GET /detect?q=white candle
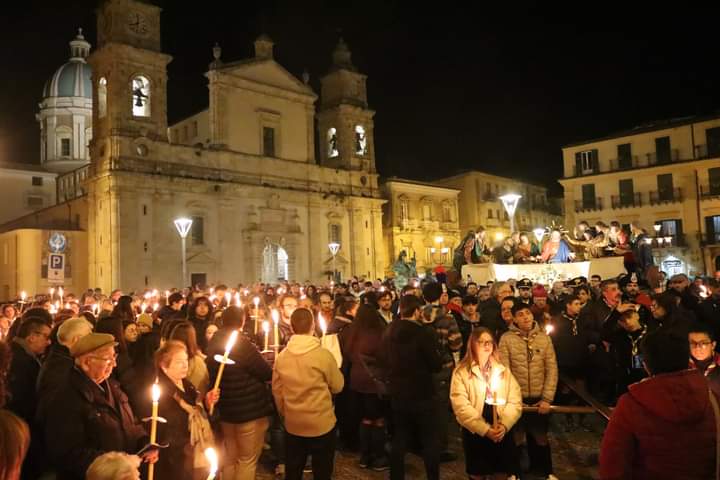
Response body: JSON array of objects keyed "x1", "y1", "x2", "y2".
[
  {"x1": 272, "y1": 309, "x2": 279, "y2": 351},
  {"x1": 148, "y1": 381, "x2": 161, "y2": 480},
  {"x1": 205, "y1": 447, "x2": 218, "y2": 480},
  {"x1": 263, "y1": 321, "x2": 270, "y2": 351},
  {"x1": 58, "y1": 287, "x2": 64, "y2": 305},
  {"x1": 209, "y1": 329, "x2": 239, "y2": 415},
  {"x1": 224, "y1": 292, "x2": 231, "y2": 307},
  {"x1": 253, "y1": 296, "x2": 260, "y2": 335}
]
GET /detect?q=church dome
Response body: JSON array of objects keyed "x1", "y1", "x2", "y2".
[{"x1": 42, "y1": 29, "x2": 92, "y2": 99}]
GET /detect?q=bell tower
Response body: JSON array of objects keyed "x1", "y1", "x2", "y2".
[
  {"x1": 317, "y1": 38, "x2": 376, "y2": 172},
  {"x1": 88, "y1": 0, "x2": 172, "y2": 152}
]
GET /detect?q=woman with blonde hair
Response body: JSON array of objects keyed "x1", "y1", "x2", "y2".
[
  {"x1": 450, "y1": 327, "x2": 522, "y2": 480},
  {"x1": 0, "y1": 409, "x2": 30, "y2": 480}
]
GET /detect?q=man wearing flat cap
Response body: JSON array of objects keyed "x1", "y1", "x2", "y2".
[{"x1": 45, "y1": 333, "x2": 157, "y2": 480}]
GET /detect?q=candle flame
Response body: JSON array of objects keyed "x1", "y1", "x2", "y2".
[
  {"x1": 151, "y1": 382, "x2": 161, "y2": 402},
  {"x1": 234, "y1": 292, "x2": 241, "y2": 306},
  {"x1": 318, "y1": 313, "x2": 327, "y2": 334},
  {"x1": 20, "y1": 291, "x2": 26, "y2": 300},
  {"x1": 253, "y1": 296, "x2": 260, "y2": 307},
  {"x1": 263, "y1": 321, "x2": 269, "y2": 333},
  {"x1": 153, "y1": 302, "x2": 159, "y2": 311},
  {"x1": 225, "y1": 329, "x2": 239, "y2": 353},
  {"x1": 545, "y1": 324, "x2": 555, "y2": 335},
  {"x1": 152, "y1": 289, "x2": 158, "y2": 297},
  {"x1": 271, "y1": 309, "x2": 279, "y2": 324},
  {"x1": 50, "y1": 287, "x2": 55, "y2": 295},
  {"x1": 140, "y1": 303, "x2": 147, "y2": 313},
  {"x1": 224, "y1": 292, "x2": 231, "y2": 304},
  {"x1": 144, "y1": 292, "x2": 151, "y2": 300},
  {"x1": 205, "y1": 447, "x2": 218, "y2": 475},
  {"x1": 489, "y1": 367, "x2": 502, "y2": 393},
  {"x1": 165, "y1": 290, "x2": 170, "y2": 298},
  {"x1": 58, "y1": 287, "x2": 64, "y2": 296}
]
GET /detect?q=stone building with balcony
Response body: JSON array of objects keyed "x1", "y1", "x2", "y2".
[
  {"x1": 381, "y1": 178, "x2": 461, "y2": 275},
  {"x1": 434, "y1": 171, "x2": 563, "y2": 243},
  {"x1": 559, "y1": 114, "x2": 720, "y2": 276}
]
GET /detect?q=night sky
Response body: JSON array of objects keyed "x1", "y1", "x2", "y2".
[{"x1": 2, "y1": 1, "x2": 720, "y2": 195}]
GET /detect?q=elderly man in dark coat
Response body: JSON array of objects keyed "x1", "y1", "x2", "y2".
[{"x1": 45, "y1": 333, "x2": 157, "y2": 480}]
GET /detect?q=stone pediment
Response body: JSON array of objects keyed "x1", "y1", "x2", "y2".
[
  {"x1": 323, "y1": 253, "x2": 349, "y2": 266},
  {"x1": 187, "y1": 250, "x2": 217, "y2": 264},
  {"x1": 223, "y1": 60, "x2": 315, "y2": 97}
]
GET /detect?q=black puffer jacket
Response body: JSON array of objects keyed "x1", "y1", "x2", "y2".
[
  {"x1": 36, "y1": 342, "x2": 74, "y2": 423},
  {"x1": 206, "y1": 327, "x2": 274, "y2": 424}
]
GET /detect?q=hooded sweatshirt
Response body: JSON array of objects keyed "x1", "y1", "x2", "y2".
[
  {"x1": 272, "y1": 334, "x2": 344, "y2": 437},
  {"x1": 599, "y1": 369, "x2": 717, "y2": 480}
]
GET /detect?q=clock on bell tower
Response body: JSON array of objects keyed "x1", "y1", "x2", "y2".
[{"x1": 89, "y1": 0, "x2": 172, "y2": 151}]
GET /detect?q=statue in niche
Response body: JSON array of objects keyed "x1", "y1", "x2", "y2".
[
  {"x1": 453, "y1": 227, "x2": 491, "y2": 272},
  {"x1": 355, "y1": 126, "x2": 367, "y2": 155},
  {"x1": 133, "y1": 78, "x2": 148, "y2": 107},
  {"x1": 392, "y1": 250, "x2": 417, "y2": 289},
  {"x1": 328, "y1": 133, "x2": 338, "y2": 158}
]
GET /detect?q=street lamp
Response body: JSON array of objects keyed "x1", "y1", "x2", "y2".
[
  {"x1": 499, "y1": 193, "x2": 522, "y2": 234},
  {"x1": 174, "y1": 217, "x2": 193, "y2": 287},
  {"x1": 328, "y1": 242, "x2": 340, "y2": 283}
]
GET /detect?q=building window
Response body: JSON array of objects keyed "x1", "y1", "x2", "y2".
[
  {"x1": 327, "y1": 128, "x2": 339, "y2": 158},
  {"x1": 60, "y1": 138, "x2": 71, "y2": 157},
  {"x1": 98, "y1": 77, "x2": 107, "y2": 118},
  {"x1": 442, "y1": 202, "x2": 452, "y2": 222},
  {"x1": 619, "y1": 178, "x2": 634, "y2": 205},
  {"x1": 581, "y1": 184, "x2": 596, "y2": 209},
  {"x1": 707, "y1": 127, "x2": 720, "y2": 158},
  {"x1": 191, "y1": 216, "x2": 204, "y2": 246},
  {"x1": 182, "y1": 125, "x2": 188, "y2": 141},
  {"x1": 617, "y1": 143, "x2": 632, "y2": 169},
  {"x1": 131, "y1": 75, "x2": 151, "y2": 117},
  {"x1": 400, "y1": 197, "x2": 409, "y2": 222},
  {"x1": 655, "y1": 136, "x2": 671, "y2": 165},
  {"x1": 706, "y1": 215, "x2": 720, "y2": 244},
  {"x1": 192, "y1": 121, "x2": 198, "y2": 138},
  {"x1": 657, "y1": 173, "x2": 674, "y2": 201},
  {"x1": 575, "y1": 149, "x2": 598, "y2": 174},
  {"x1": 422, "y1": 203, "x2": 431, "y2": 221},
  {"x1": 487, "y1": 209, "x2": 493, "y2": 219},
  {"x1": 329, "y1": 223, "x2": 341, "y2": 244},
  {"x1": 263, "y1": 127, "x2": 275, "y2": 157},
  {"x1": 655, "y1": 219, "x2": 683, "y2": 242},
  {"x1": 31, "y1": 176, "x2": 43, "y2": 186}
]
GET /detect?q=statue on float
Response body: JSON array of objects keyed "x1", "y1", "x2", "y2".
[
  {"x1": 540, "y1": 224, "x2": 575, "y2": 263},
  {"x1": 392, "y1": 250, "x2": 417, "y2": 289},
  {"x1": 453, "y1": 226, "x2": 491, "y2": 272}
]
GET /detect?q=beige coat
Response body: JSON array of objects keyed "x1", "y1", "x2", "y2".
[
  {"x1": 498, "y1": 323, "x2": 558, "y2": 403},
  {"x1": 272, "y1": 334, "x2": 344, "y2": 437},
  {"x1": 450, "y1": 360, "x2": 522, "y2": 437}
]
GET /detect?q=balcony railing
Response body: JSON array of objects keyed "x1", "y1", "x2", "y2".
[
  {"x1": 704, "y1": 232, "x2": 720, "y2": 245},
  {"x1": 609, "y1": 155, "x2": 640, "y2": 171},
  {"x1": 649, "y1": 234, "x2": 687, "y2": 248},
  {"x1": 575, "y1": 197, "x2": 603, "y2": 213},
  {"x1": 56, "y1": 164, "x2": 90, "y2": 202},
  {"x1": 611, "y1": 192, "x2": 642, "y2": 209},
  {"x1": 700, "y1": 184, "x2": 720, "y2": 200},
  {"x1": 695, "y1": 144, "x2": 720, "y2": 160},
  {"x1": 649, "y1": 188, "x2": 682, "y2": 205},
  {"x1": 570, "y1": 149, "x2": 683, "y2": 178}
]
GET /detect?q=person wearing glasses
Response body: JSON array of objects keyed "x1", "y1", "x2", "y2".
[
  {"x1": 688, "y1": 322, "x2": 720, "y2": 396},
  {"x1": 46, "y1": 333, "x2": 157, "y2": 480},
  {"x1": 277, "y1": 294, "x2": 299, "y2": 348}
]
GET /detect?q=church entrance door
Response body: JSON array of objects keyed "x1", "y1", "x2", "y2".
[{"x1": 262, "y1": 244, "x2": 289, "y2": 283}]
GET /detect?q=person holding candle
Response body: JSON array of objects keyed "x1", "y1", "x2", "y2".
[
  {"x1": 45, "y1": 333, "x2": 157, "y2": 480},
  {"x1": 272, "y1": 308, "x2": 344, "y2": 480},
  {"x1": 149, "y1": 340, "x2": 218, "y2": 480},
  {"x1": 451, "y1": 327, "x2": 522, "y2": 479},
  {"x1": 205, "y1": 306, "x2": 273, "y2": 480},
  {"x1": 187, "y1": 296, "x2": 215, "y2": 353}
]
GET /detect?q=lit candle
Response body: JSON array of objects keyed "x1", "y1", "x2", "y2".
[
  {"x1": 253, "y1": 296, "x2": 260, "y2": 335},
  {"x1": 487, "y1": 366, "x2": 504, "y2": 429},
  {"x1": 209, "y1": 287, "x2": 215, "y2": 296},
  {"x1": 148, "y1": 381, "x2": 161, "y2": 480},
  {"x1": 152, "y1": 289, "x2": 158, "y2": 298},
  {"x1": 153, "y1": 302, "x2": 159, "y2": 312},
  {"x1": 234, "y1": 292, "x2": 241, "y2": 307},
  {"x1": 545, "y1": 324, "x2": 555, "y2": 335},
  {"x1": 272, "y1": 309, "x2": 279, "y2": 352},
  {"x1": 205, "y1": 447, "x2": 218, "y2": 480},
  {"x1": 19, "y1": 291, "x2": 27, "y2": 313},
  {"x1": 58, "y1": 287, "x2": 64, "y2": 305},
  {"x1": 224, "y1": 292, "x2": 231, "y2": 308},
  {"x1": 144, "y1": 291, "x2": 151, "y2": 301},
  {"x1": 49, "y1": 287, "x2": 55, "y2": 299},
  {"x1": 209, "y1": 329, "x2": 239, "y2": 415},
  {"x1": 318, "y1": 312, "x2": 327, "y2": 338},
  {"x1": 263, "y1": 321, "x2": 270, "y2": 351},
  {"x1": 92, "y1": 303, "x2": 99, "y2": 316}
]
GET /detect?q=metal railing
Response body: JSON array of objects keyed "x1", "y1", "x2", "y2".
[
  {"x1": 649, "y1": 188, "x2": 682, "y2": 205},
  {"x1": 575, "y1": 197, "x2": 603, "y2": 213},
  {"x1": 56, "y1": 164, "x2": 90, "y2": 202},
  {"x1": 609, "y1": 155, "x2": 640, "y2": 171},
  {"x1": 611, "y1": 192, "x2": 642, "y2": 209},
  {"x1": 700, "y1": 184, "x2": 720, "y2": 199}
]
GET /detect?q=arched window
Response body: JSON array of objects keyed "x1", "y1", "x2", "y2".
[
  {"x1": 422, "y1": 203, "x2": 431, "y2": 221},
  {"x1": 56, "y1": 126, "x2": 72, "y2": 158},
  {"x1": 355, "y1": 125, "x2": 367, "y2": 155},
  {"x1": 327, "y1": 128, "x2": 339, "y2": 158},
  {"x1": 98, "y1": 77, "x2": 107, "y2": 118},
  {"x1": 131, "y1": 75, "x2": 151, "y2": 117}
]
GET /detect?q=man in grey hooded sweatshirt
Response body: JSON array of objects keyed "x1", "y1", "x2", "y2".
[{"x1": 272, "y1": 307, "x2": 344, "y2": 480}]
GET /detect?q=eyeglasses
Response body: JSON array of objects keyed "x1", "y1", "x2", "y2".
[
  {"x1": 690, "y1": 341, "x2": 713, "y2": 349},
  {"x1": 89, "y1": 353, "x2": 118, "y2": 365}
]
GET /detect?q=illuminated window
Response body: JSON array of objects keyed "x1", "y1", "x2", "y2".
[
  {"x1": 131, "y1": 75, "x2": 151, "y2": 117},
  {"x1": 98, "y1": 78, "x2": 107, "y2": 118},
  {"x1": 400, "y1": 197, "x2": 410, "y2": 222},
  {"x1": 191, "y1": 216, "x2": 204, "y2": 245},
  {"x1": 355, "y1": 125, "x2": 367, "y2": 155}
]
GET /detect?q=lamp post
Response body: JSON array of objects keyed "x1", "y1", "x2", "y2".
[
  {"x1": 328, "y1": 242, "x2": 340, "y2": 283},
  {"x1": 174, "y1": 217, "x2": 193, "y2": 287},
  {"x1": 499, "y1": 193, "x2": 522, "y2": 235}
]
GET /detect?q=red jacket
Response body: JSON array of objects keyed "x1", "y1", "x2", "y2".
[{"x1": 600, "y1": 369, "x2": 717, "y2": 480}]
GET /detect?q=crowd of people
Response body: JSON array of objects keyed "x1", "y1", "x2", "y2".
[{"x1": 0, "y1": 261, "x2": 719, "y2": 480}]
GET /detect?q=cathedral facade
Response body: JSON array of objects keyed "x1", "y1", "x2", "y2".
[{"x1": 84, "y1": 0, "x2": 385, "y2": 291}]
